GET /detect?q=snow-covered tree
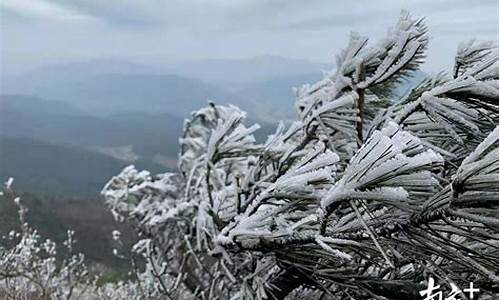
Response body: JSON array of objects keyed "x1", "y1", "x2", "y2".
[
  {"x1": 0, "y1": 181, "x2": 95, "y2": 300},
  {"x1": 101, "y1": 11, "x2": 499, "y2": 300},
  {"x1": 0, "y1": 180, "x2": 186, "y2": 300}
]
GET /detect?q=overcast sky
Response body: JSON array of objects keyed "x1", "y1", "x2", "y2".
[{"x1": 1, "y1": 0, "x2": 498, "y2": 75}]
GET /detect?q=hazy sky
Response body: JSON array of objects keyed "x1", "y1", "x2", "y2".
[{"x1": 1, "y1": 0, "x2": 498, "y2": 74}]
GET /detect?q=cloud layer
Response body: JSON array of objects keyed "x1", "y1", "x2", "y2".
[{"x1": 1, "y1": 0, "x2": 498, "y2": 74}]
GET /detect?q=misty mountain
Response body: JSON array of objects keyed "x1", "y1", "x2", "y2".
[
  {"x1": 0, "y1": 94, "x2": 82, "y2": 116},
  {"x1": 2, "y1": 74, "x2": 244, "y2": 117},
  {"x1": 169, "y1": 55, "x2": 329, "y2": 87},
  {"x1": 4, "y1": 56, "x2": 328, "y2": 87},
  {"x1": 29, "y1": 59, "x2": 166, "y2": 77},
  {"x1": 1, "y1": 57, "x2": 427, "y2": 123},
  {"x1": 1, "y1": 94, "x2": 184, "y2": 159},
  {"x1": 1, "y1": 56, "x2": 329, "y2": 119},
  {"x1": 237, "y1": 73, "x2": 324, "y2": 120},
  {"x1": 0, "y1": 136, "x2": 130, "y2": 197},
  {"x1": 0, "y1": 94, "x2": 277, "y2": 197}
]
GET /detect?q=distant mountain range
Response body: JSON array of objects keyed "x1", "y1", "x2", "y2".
[
  {"x1": 168, "y1": 55, "x2": 329, "y2": 87},
  {"x1": 1, "y1": 56, "x2": 327, "y2": 120},
  {"x1": 0, "y1": 56, "x2": 426, "y2": 197},
  {"x1": 1, "y1": 94, "x2": 183, "y2": 159},
  {"x1": 0, "y1": 94, "x2": 181, "y2": 196},
  {"x1": 2, "y1": 74, "x2": 240, "y2": 117},
  {"x1": 4, "y1": 55, "x2": 328, "y2": 87},
  {"x1": 0, "y1": 94, "x2": 277, "y2": 197}
]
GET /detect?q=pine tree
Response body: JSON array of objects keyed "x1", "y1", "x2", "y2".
[{"x1": 101, "y1": 11, "x2": 499, "y2": 300}]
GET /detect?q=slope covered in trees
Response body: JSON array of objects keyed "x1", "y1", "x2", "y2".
[{"x1": 1, "y1": 11, "x2": 498, "y2": 300}]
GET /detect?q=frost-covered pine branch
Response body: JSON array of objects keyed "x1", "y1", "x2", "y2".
[{"x1": 99, "y1": 11, "x2": 498, "y2": 300}]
